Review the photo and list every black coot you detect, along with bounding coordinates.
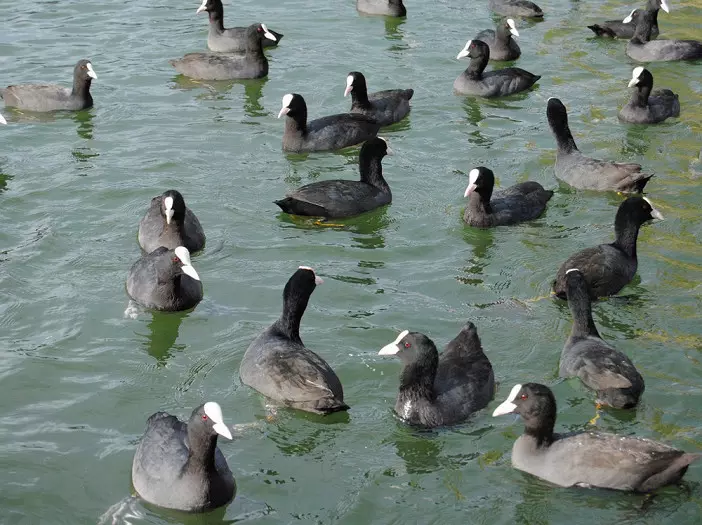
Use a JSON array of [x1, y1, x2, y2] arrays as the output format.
[[378, 323, 494, 428], [488, 0, 543, 18], [547, 98, 653, 192], [278, 93, 380, 153], [356, 0, 406, 17], [454, 40, 539, 98], [197, 0, 282, 52], [132, 402, 235, 511], [138, 190, 206, 253], [626, 8, 702, 61], [463, 167, 552, 227], [619, 67, 679, 124], [344, 72, 413, 127], [560, 269, 645, 408], [170, 24, 274, 80], [493, 383, 698, 491], [126, 246, 203, 311], [239, 267, 348, 414], [275, 137, 392, 219], [2, 59, 96, 112], [552, 196, 664, 299], [588, 0, 667, 39], [474, 18, 521, 61]]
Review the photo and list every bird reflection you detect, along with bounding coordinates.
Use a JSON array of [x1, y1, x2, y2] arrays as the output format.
[[73, 109, 94, 139], [388, 425, 443, 474], [385, 16, 407, 53], [170, 76, 268, 119], [458, 227, 495, 286], [138, 311, 188, 364], [0, 170, 13, 194]]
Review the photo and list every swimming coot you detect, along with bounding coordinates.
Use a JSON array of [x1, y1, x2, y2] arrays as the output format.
[[170, 23, 275, 80], [138, 190, 206, 254], [2, 59, 96, 112], [356, 0, 406, 17], [626, 8, 702, 61], [493, 383, 698, 491], [275, 137, 392, 219], [126, 246, 203, 311], [560, 268, 645, 408], [619, 67, 679, 124], [463, 167, 553, 227], [588, 0, 667, 39], [474, 18, 521, 61], [132, 402, 235, 512], [552, 196, 664, 299], [278, 93, 380, 153], [196, 0, 282, 52], [547, 98, 653, 192], [239, 267, 349, 414], [488, 0, 543, 18], [378, 322, 494, 427], [454, 40, 540, 98], [345, 72, 413, 127]]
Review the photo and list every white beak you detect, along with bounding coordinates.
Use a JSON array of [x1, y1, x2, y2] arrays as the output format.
[[164, 196, 174, 225], [278, 107, 290, 118], [651, 208, 664, 220], [660, 0, 669, 13], [0, 113, 6, 125], [622, 9, 636, 23], [492, 384, 523, 417], [378, 330, 409, 355], [204, 402, 233, 440], [175, 246, 201, 282], [507, 19, 519, 37], [196, 0, 207, 14], [261, 24, 276, 41], [86, 63, 97, 80], [457, 48, 470, 60], [628, 77, 639, 88], [344, 75, 354, 97], [464, 183, 477, 198]]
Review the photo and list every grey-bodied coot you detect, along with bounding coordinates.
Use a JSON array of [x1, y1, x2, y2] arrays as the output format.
[[454, 40, 539, 98], [126, 246, 203, 311], [132, 402, 235, 512], [138, 190, 206, 254], [560, 268, 645, 408], [278, 93, 380, 153], [2, 59, 97, 112], [356, 0, 406, 17], [488, 0, 543, 18], [493, 383, 698, 491], [344, 72, 413, 127], [463, 167, 552, 227], [588, 0, 667, 39], [547, 98, 653, 192], [170, 24, 275, 80], [626, 8, 702, 61], [619, 67, 679, 124], [239, 267, 349, 414], [474, 18, 521, 61], [378, 322, 494, 428], [196, 0, 282, 52], [275, 137, 392, 219], [552, 196, 664, 299]]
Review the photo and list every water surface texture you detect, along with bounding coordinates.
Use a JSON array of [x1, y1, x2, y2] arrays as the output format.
[[1, 0, 702, 523]]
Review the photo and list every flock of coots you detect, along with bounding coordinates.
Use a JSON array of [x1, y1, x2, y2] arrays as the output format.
[[2, 0, 700, 516]]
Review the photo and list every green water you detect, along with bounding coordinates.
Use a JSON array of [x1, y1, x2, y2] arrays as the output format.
[[2, 0, 702, 523]]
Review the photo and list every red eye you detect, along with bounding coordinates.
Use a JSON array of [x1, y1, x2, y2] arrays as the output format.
[[257, 26, 262, 32], [520, 394, 528, 400], [173, 257, 179, 263], [202, 414, 208, 420], [404, 342, 411, 348]]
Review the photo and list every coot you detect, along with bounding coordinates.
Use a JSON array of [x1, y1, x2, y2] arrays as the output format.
[[488, 0, 543, 18], [196, 0, 282, 52], [474, 18, 521, 61], [356, 0, 406, 17], [138, 190, 206, 254], [547, 98, 653, 192], [588, 0, 667, 39], [619, 67, 679, 124], [552, 196, 664, 299], [626, 8, 702, 61], [493, 383, 698, 491], [239, 267, 348, 414], [345, 72, 413, 127], [378, 322, 494, 427], [132, 402, 235, 511]]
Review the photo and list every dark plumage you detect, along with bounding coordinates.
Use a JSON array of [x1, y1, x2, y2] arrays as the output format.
[[2, 59, 96, 112], [196, 0, 282, 52], [275, 137, 392, 219], [547, 98, 653, 192], [475, 18, 521, 61], [278, 93, 380, 153], [626, 8, 702, 61], [345, 72, 413, 127], [560, 269, 645, 408], [378, 323, 494, 428], [138, 190, 206, 254], [619, 67, 679, 124], [488, 0, 543, 18], [587, 0, 667, 39], [356, 0, 406, 17], [552, 196, 664, 299], [132, 402, 235, 512], [493, 383, 698, 492], [126, 246, 203, 311], [239, 267, 348, 415], [170, 24, 274, 80], [454, 40, 539, 98], [463, 167, 552, 227]]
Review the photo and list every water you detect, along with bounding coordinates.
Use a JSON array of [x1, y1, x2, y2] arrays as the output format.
[[1, 0, 701, 523]]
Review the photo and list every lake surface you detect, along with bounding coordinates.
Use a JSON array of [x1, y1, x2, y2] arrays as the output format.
[[1, 0, 702, 523]]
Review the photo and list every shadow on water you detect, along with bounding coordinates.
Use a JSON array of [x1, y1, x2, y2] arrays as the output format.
[[458, 227, 495, 286], [135, 311, 188, 364]]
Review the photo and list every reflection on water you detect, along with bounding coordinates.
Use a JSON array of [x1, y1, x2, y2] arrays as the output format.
[[240, 78, 268, 118], [73, 109, 94, 139], [458, 227, 495, 286], [387, 425, 443, 474], [385, 17, 408, 53], [621, 123, 654, 157], [136, 311, 188, 364], [170, 75, 269, 119], [0, 170, 13, 194], [267, 413, 349, 456]]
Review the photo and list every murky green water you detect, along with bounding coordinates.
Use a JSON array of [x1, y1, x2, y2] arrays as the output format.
[[1, 0, 701, 523]]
